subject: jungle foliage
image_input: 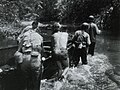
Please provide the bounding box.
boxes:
[0,0,119,30]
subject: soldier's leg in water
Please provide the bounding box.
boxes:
[68,46,75,67]
[32,68,40,90]
[26,69,40,90]
[88,42,95,56]
[56,60,63,79]
[74,49,80,67]
[81,48,88,65]
[61,58,69,78]
[30,53,41,90]
[27,76,33,90]
[62,58,69,69]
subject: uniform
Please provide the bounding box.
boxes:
[72,29,91,66]
[51,31,69,78]
[87,15,101,56]
[14,26,43,90]
[87,22,101,56]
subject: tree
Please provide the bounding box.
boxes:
[57,0,113,24]
[36,0,61,22]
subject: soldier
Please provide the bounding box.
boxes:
[87,15,101,56]
[72,23,91,66]
[14,21,43,90]
[51,22,69,80]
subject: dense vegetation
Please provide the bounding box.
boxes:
[0,0,119,37]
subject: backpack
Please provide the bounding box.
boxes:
[75,32,87,49]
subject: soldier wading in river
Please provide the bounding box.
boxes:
[51,22,69,80]
[72,23,91,66]
[14,21,43,90]
[87,15,101,56]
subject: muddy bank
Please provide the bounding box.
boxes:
[41,53,120,90]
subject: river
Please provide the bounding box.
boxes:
[96,31,120,70]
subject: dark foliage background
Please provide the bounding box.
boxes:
[0,0,119,30]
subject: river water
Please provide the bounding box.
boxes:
[96,31,120,70]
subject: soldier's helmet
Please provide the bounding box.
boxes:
[53,22,61,29]
[52,22,61,33]
[81,22,89,30]
[88,15,95,22]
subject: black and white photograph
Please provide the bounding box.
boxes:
[0,0,120,90]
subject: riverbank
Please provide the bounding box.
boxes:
[41,53,120,90]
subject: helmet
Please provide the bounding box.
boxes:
[52,22,61,33]
[88,15,94,22]
[53,22,61,29]
[81,22,89,30]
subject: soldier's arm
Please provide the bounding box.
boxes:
[87,34,91,45]
[94,24,101,34]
